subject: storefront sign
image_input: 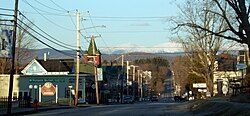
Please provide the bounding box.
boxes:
[193,83,206,88]
[97,68,103,81]
[41,82,56,96]
[29,78,65,83]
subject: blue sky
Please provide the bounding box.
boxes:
[1,0,182,52]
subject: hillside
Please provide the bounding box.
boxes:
[24,48,181,63]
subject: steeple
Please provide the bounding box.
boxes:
[83,35,101,66]
[85,36,101,55]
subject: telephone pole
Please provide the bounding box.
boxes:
[85,35,101,105]
[7,0,18,114]
[68,10,87,106]
[75,11,80,106]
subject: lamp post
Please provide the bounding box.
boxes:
[28,85,33,107]
[29,85,33,99]
[68,85,73,106]
[34,85,38,100]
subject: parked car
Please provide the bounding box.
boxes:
[144,96,150,101]
[78,98,88,104]
[150,96,158,102]
[174,96,185,101]
[122,95,134,104]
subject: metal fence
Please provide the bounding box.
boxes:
[0,97,31,108]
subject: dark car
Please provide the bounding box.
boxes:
[150,96,158,102]
[122,95,134,104]
[174,96,185,101]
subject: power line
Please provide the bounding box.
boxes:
[17,18,75,50]
[19,11,69,16]
[0,13,14,17]
[22,0,75,31]
[49,0,68,11]
[0,19,14,22]
[0,8,14,11]
[33,0,65,12]
[18,12,77,48]
[87,12,113,55]
[86,16,174,19]
[87,30,167,33]
[48,1,87,52]
[17,23,76,58]
[48,0,77,28]
[0,24,13,26]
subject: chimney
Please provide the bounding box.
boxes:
[44,53,47,61]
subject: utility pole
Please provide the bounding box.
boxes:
[121,55,124,103]
[7,0,18,114]
[85,35,101,105]
[75,11,81,106]
[137,70,140,100]
[131,65,138,100]
[126,61,129,95]
[132,66,136,100]
[68,10,87,106]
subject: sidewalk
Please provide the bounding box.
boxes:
[0,105,76,116]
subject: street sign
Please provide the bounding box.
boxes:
[236,63,247,70]
[41,82,56,96]
[193,83,206,88]
[97,68,103,81]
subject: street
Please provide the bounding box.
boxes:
[21,102,192,116]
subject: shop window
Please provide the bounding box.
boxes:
[13,92,18,100]
[19,92,23,99]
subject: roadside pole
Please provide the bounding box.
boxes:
[7,0,18,115]
[68,10,87,106]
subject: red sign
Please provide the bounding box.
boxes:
[41,82,56,96]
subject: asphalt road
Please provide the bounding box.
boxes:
[21,102,193,116]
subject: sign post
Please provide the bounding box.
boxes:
[41,82,56,96]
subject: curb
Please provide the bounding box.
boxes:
[0,106,81,116]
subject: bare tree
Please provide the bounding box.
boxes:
[0,18,12,74]
[172,56,190,95]
[0,14,36,74]
[177,0,250,57]
[15,15,36,73]
[173,0,228,95]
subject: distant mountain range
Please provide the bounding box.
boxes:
[31,48,183,62]
[23,42,246,64]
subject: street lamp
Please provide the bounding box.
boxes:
[29,85,33,98]
[28,85,33,107]
[34,85,38,100]
[68,85,73,106]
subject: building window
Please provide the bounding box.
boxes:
[19,92,23,99]
[239,56,245,63]
[239,51,245,64]
[18,91,29,100]
[13,92,18,100]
